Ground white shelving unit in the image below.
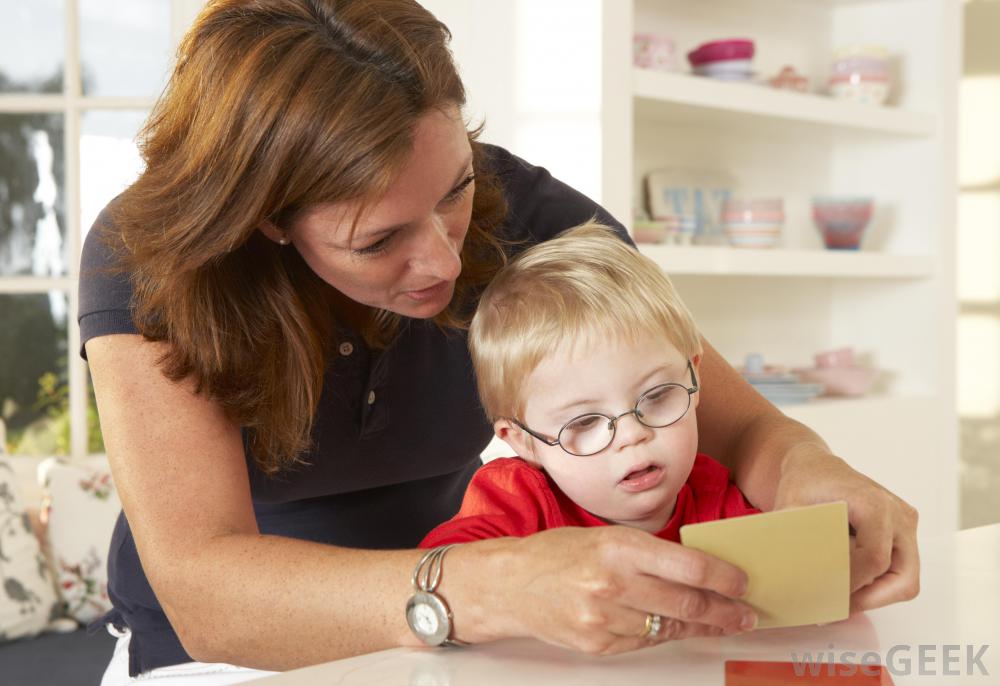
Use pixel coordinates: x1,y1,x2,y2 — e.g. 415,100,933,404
633,68,937,136
601,0,960,537
638,245,935,279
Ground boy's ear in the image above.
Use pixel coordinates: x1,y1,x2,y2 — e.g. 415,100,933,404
493,419,542,468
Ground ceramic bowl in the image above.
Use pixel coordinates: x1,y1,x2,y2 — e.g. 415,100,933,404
632,219,667,244
814,347,855,369
829,45,892,104
722,198,783,248
812,197,874,250
724,226,781,248
831,58,888,79
722,198,784,223
793,366,877,397
829,79,890,105
687,39,755,67
634,33,677,72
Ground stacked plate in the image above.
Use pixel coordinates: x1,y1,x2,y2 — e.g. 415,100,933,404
741,367,824,405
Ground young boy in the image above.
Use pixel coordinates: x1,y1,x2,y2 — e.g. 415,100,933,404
420,222,759,549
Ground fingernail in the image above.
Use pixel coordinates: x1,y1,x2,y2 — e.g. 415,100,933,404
737,578,749,597
740,613,757,631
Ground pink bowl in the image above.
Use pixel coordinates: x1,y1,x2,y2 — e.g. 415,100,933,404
722,198,784,225
687,39,755,67
814,347,855,369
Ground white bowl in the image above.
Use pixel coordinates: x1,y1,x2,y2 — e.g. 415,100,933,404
694,58,753,73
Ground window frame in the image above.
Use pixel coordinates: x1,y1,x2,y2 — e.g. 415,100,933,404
0,0,200,461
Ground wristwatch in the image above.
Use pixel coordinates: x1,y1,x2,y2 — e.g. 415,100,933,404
405,545,468,647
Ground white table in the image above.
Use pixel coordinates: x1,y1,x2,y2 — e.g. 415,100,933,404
255,524,1000,685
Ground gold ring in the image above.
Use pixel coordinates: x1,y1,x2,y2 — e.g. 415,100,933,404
639,613,663,639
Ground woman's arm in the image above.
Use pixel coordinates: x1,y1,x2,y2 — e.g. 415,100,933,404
694,338,920,612
88,334,757,668
88,334,432,668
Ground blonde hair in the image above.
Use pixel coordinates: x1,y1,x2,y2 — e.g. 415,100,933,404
469,222,703,421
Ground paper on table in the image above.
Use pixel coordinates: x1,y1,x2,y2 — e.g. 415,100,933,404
680,501,850,629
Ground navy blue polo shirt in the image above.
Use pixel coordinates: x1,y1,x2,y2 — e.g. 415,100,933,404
78,144,629,675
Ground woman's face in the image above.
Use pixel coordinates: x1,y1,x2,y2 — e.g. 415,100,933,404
279,106,475,319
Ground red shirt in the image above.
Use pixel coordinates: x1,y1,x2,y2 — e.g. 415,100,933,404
420,453,760,548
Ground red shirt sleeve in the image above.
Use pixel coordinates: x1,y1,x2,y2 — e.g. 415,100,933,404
419,458,563,548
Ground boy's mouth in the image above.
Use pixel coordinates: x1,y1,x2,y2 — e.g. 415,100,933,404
618,464,665,492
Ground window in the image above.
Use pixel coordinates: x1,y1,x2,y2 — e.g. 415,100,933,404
0,0,202,459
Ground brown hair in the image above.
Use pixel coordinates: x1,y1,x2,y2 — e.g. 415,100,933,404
109,0,508,474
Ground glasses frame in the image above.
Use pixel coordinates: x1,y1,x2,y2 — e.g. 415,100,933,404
513,360,699,457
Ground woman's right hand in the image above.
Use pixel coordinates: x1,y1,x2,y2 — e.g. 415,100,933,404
451,525,757,655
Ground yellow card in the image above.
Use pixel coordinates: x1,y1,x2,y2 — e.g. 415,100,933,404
679,501,850,629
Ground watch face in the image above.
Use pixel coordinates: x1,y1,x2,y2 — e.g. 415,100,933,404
413,604,439,635
406,591,451,646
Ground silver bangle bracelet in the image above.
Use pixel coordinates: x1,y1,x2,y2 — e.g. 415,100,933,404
406,544,468,647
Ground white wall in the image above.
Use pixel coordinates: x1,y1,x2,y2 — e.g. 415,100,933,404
958,0,1000,528
421,0,604,204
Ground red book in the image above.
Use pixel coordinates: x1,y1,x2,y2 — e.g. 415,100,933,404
725,660,894,686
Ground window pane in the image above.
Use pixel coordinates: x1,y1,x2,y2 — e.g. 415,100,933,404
0,292,69,457
79,0,172,97
0,113,67,277
81,110,147,237
0,0,66,94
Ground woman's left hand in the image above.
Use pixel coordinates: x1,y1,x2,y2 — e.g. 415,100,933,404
772,443,920,613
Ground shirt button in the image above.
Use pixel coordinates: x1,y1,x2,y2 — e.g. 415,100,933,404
367,390,376,405
338,342,354,356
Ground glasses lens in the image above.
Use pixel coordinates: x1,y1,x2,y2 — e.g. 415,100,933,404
636,384,690,428
559,414,613,456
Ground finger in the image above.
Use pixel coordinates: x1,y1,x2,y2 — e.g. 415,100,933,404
560,620,725,657
635,539,749,600
849,498,894,592
619,573,756,634
602,605,659,638
851,532,921,613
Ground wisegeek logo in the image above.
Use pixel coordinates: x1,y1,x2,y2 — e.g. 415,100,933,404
790,644,990,677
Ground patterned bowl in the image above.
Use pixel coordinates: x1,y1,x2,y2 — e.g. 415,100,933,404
812,197,874,250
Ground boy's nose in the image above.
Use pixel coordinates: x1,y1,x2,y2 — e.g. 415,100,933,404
611,410,653,449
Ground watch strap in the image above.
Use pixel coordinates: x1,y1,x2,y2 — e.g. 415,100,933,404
409,544,465,647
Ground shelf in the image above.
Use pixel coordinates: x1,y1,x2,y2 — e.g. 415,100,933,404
638,244,935,279
633,69,936,137
779,394,931,416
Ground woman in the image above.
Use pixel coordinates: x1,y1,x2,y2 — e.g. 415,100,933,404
81,0,919,682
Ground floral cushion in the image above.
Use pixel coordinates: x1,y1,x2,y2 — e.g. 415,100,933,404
0,455,62,641
38,458,121,625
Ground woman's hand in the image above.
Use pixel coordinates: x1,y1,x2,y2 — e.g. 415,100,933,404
772,443,920,613
452,526,757,656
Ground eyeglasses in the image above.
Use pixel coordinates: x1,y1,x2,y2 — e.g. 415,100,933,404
513,360,699,457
